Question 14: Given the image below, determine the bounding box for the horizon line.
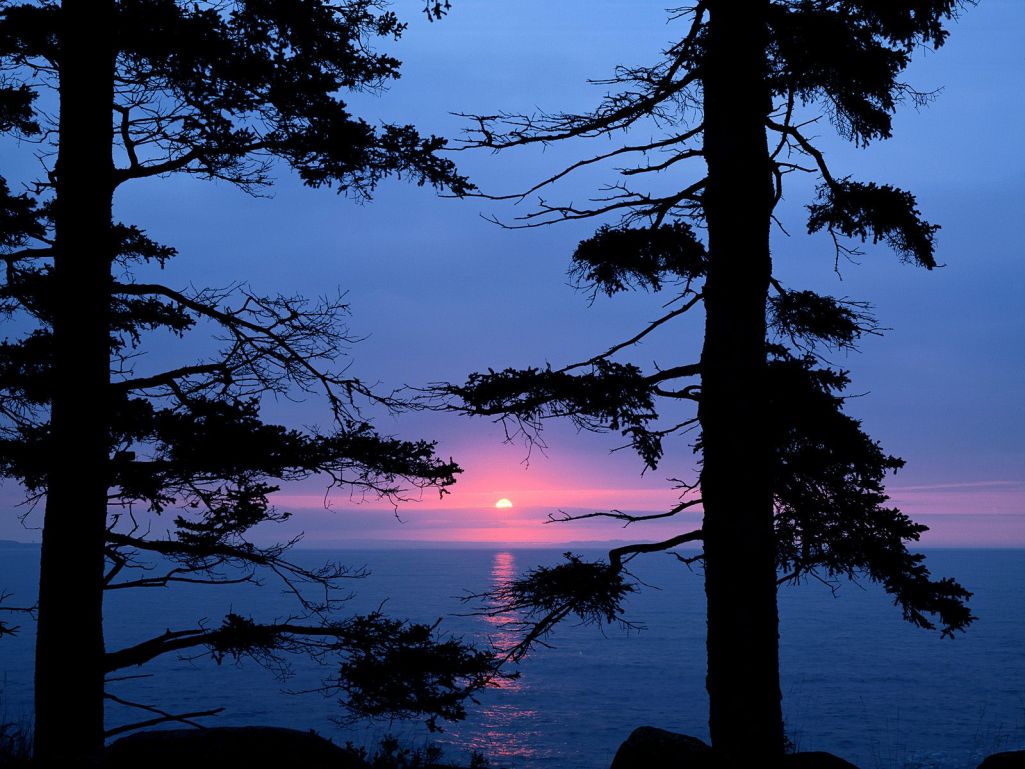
[3,537,1025,551]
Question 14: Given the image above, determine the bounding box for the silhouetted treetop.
[437,4,976,725]
[458,1,966,256]
[765,1,964,143]
[0,0,487,755]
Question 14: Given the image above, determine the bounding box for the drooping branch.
[113,282,377,416]
[105,612,500,729]
[767,118,939,269]
[766,348,974,635]
[807,180,940,268]
[467,553,638,663]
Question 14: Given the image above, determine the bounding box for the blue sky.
[2,0,1023,545]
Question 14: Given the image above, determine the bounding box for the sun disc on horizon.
[495,498,513,509]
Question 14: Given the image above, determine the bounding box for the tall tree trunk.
[698,1,784,762]
[34,0,114,762]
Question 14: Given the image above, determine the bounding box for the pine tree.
[0,1,494,763]
[442,1,974,761]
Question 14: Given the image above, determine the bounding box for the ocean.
[1,545,1023,769]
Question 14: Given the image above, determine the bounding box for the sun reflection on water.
[484,551,524,692]
[460,551,544,762]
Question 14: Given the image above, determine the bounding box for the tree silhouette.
[0,1,495,763]
[441,1,974,761]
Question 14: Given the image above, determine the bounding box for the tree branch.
[646,363,702,384]
[560,295,702,374]
[105,620,346,672]
[548,496,702,528]
[609,529,704,570]
[103,692,224,738]
[113,362,229,392]
[464,128,704,203]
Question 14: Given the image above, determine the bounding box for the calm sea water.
[1,545,1023,769]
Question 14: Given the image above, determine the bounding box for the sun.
[495,498,513,509]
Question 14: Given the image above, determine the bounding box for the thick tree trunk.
[34,0,114,762]
[698,1,784,762]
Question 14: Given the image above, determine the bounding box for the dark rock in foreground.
[105,726,368,769]
[610,726,859,769]
[610,726,717,769]
[782,752,859,769]
[979,751,1025,769]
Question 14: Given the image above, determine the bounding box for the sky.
[2,1,1023,547]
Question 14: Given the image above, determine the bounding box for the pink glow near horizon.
[257,431,1025,546]
[265,478,1025,547]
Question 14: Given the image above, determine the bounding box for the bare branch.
[463,128,704,203]
[646,363,702,384]
[103,692,224,738]
[609,529,704,569]
[113,362,229,392]
[766,118,841,190]
[105,572,256,590]
[548,497,702,527]
[560,295,703,374]
[494,178,707,230]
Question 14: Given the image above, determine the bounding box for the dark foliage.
[768,290,876,351]
[333,614,499,729]
[470,553,636,662]
[445,361,656,435]
[765,348,973,636]
[570,223,707,298]
[808,181,940,267]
